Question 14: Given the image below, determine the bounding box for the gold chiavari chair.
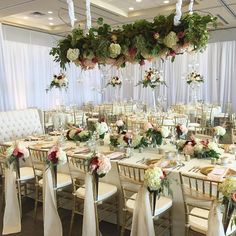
[73,109,85,127]
[231,128,236,144]
[179,172,223,236]
[117,162,173,236]
[28,147,72,219]
[194,126,214,140]
[67,154,119,236]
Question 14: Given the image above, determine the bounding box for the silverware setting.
[188,166,200,173]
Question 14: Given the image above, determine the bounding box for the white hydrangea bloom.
[66,48,80,61]
[163,31,179,49]
[161,126,170,138]
[96,122,109,135]
[109,43,121,58]
[144,166,164,191]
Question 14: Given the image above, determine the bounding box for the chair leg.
[120,210,128,236]
[116,195,120,232]
[69,196,76,236]
[185,225,190,236]
[169,209,173,236]
[16,180,22,218]
[34,185,39,221]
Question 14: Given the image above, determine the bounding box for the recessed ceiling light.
[163,0,170,3]
[48,11,53,14]
[23,16,29,19]
[129,7,134,11]
[136,0,142,2]
[49,22,54,26]
[48,17,53,20]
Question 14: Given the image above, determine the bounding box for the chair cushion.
[39,173,72,189]
[126,193,172,216]
[14,167,35,181]
[189,207,209,234]
[76,182,117,201]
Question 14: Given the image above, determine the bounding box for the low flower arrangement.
[219,178,236,230]
[118,132,133,147]
[6,143,29,165]
[146,124,170,146]
[66,128,91,142]
[132,134,148,149]
[46,72,68,92]
[137,68,166,89]
[186,71,204,84]
[109,134,120,148]
[178,136,222,159]
[116,119,126,134]
[96,121,109,139]
[176,124,188,139]
[106,76,122,88]
[47,145,67,166]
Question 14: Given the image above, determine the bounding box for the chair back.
[0,144,10,176]
[194,126,214,139]
[28,147,48,180]
[232,128,236,144]
[179,172,222,223]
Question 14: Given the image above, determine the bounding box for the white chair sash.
[43,167,62,236]
[2,164,21,235]
[207,200,225,236]
[130,185,155,236]
[82,173,100,236]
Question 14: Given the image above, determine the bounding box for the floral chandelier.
[50,0,217,70]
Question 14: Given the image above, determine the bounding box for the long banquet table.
[4,135,236,236]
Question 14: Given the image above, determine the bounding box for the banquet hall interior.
[0,0,236,236]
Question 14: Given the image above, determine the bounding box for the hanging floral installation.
[50,11,216,70]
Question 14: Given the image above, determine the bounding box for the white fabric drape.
[43,168,63,236]
[2,165,21,235]
[0,23,235,112]
[130,186,155,236]
[207,201,225,236]
[82,173,98,236]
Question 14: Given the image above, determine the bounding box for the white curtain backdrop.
[0,24,235,112]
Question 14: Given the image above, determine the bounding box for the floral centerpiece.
[132,134,148,149]
[89,152,112,199]
[146,124,170,146]
[109,134,120,148]
[214,126,226,143]
[176,124,188,139]
[116,119,125,134]
[46,72,68,92]
[186,71,204,84]
[144,165,170,215]
[178,136,222,159]
[219,178,236,231]
[118,132,133,147]
[66,128,91,142]
[96,121,109,140]
[106,76,122,88]
[137,68,166,89]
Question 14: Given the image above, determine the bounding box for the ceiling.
[0,0,236,35]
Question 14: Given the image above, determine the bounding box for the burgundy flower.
[57,75,63,80]
[48,151,58,164]
[13,148,24,158]
[128,48,137,58]
[75,128,83,134]
[200,139,209,147]
[139,59,145,66]
[90,156,99,171]
[232,192,236,202]
[176,125,182,136]
[169,50,176,57]
[177,32,185,39]
[92,58,98,63]
[99,117,105,123]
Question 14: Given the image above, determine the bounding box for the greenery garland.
[50,13,216,70]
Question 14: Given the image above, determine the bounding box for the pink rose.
[183,143,194,155]
[144,122,153,131]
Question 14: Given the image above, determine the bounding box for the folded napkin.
[106,152,124,160]
[207,166,229,181]
[74,147,90,154]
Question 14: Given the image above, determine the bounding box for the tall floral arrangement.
[46,72,68,92]
[50,14,216,70]
[186,71,204,84]
[106,76,122,88]
[137,68,166,89]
